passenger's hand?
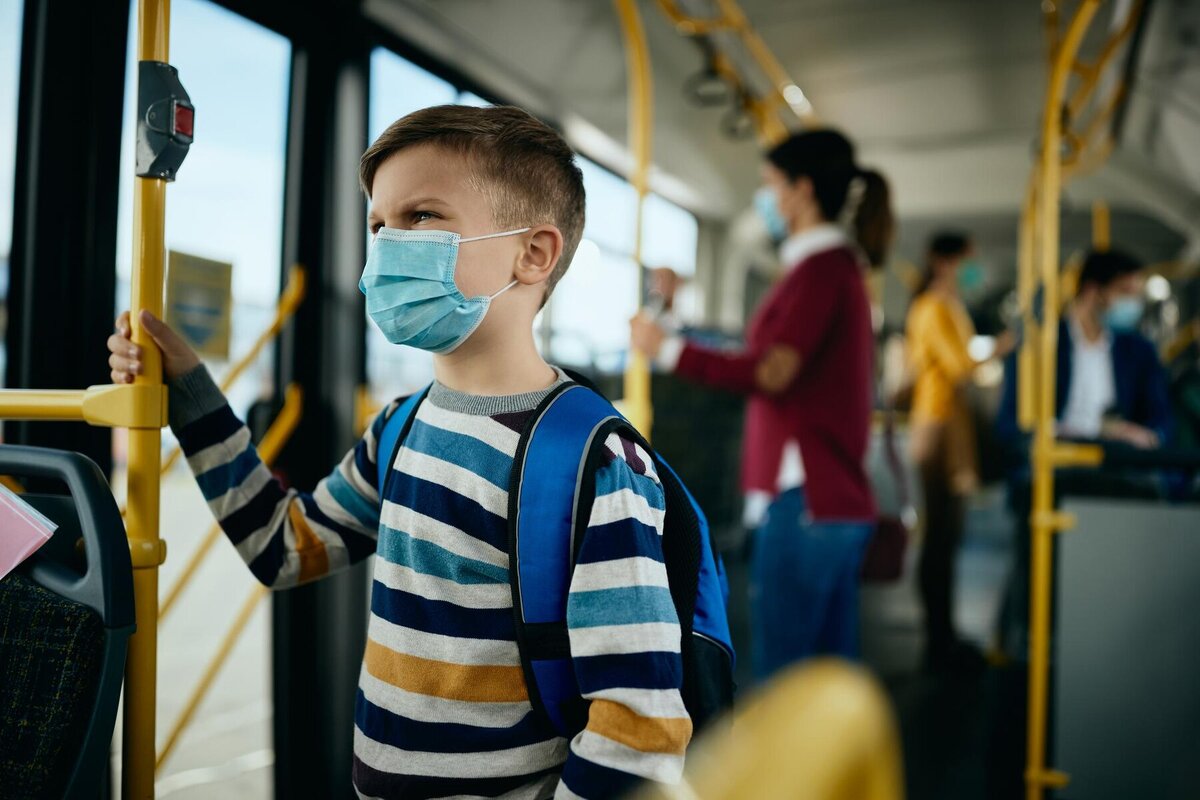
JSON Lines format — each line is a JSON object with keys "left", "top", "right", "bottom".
{"left": 992, "top": 329, "right": 1017, "bottom": 360}
{"left": 108, "top": 310, "right": 201, "bottom": 384}
{"left": 630, "top": 312, "right": 667, "bottom": 359}
{"left": 1101, "top": 419, "right": 1160, "bottom": 449}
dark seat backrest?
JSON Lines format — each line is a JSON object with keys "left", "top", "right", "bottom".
{"left": 0, "top": 446, "right": 134, "bottom": 799}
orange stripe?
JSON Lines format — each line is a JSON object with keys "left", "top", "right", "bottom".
{"left": 364, "top": 639, "right": 528, "bottom": 703}
{"left": 288, "top": 501, "right": 329, "bottom": 583}
{"left": 587, "top": 699, "right": 692, "bottom": 755}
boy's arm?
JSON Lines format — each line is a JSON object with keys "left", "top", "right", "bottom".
{"left": 557, "top": 434, "right": 692, "bottom": 800}
{"left": 170, "top": 364, "right": 387, "bottom": 589}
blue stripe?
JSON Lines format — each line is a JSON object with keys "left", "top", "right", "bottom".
{"left": 354, "top": 438, "right": 380, "bottom": 493}
{"left": 195, "top": 445, "right": 261, "bottom": 500}
{"left": 301, "top": 494, "right": 377, "bottom": 562}
{"left": 221, "top": 481, "right": 285, "bottom": 546}
{"left": 567, "top": 586, "right": 678, "bottom": 629}
{"left": 326, "top": 467, "right": 379, "bottom": 529}
{"left": 403, "top": 419, "right": 514, "bottom": 490}
{"left": 594, "top": 459, "right": 665, "bottom": 510}
{"left": 572, "top": 651, "right": 682, "bottom": 694}
{"left": 176, "top": 405, "right": 242, "bottom": 454}
{"left": 387, "top": 473, "right": 508, "bottom": 552}
{"left": 246, "top": 525, "right": 287, "bottom": 586}
{"left": 370, "top": 582, "right": 515, "bottom": 640}
{"left": 352, "top": 756, "right": 558, "bottom": 800}
{"left": 560, "top": 746, "right": 644, "bottom": 799}
{"left": 376, "top": 525, "right": 507, "bottom": 584}
{"left": 354, "top": 691, "right": 547, "bottom": 753}
{"left": 574, "top": 519, "right": 665, "bottom": 565}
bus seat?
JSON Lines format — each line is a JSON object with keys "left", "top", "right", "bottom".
{"left": 0, "top": 445, "right": 134, "bottom": 799}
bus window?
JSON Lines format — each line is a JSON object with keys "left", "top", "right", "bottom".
{"left": 548, "top": 157, "right": 700, "bottom": 371}
{"left": 112, "top": 0, "right": 290, "bottom": 790}
{"left": 364, "top": 49, "right": 458, "bottom": 404}
{"left": 0, "top": 0, "right": 24, "bottom": 392}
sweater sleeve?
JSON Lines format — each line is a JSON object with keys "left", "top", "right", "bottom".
{"left": 673, "top": 256, "right": 845, "bottom": 395}
{"left": 555, "top": 434, "right": 692, "bottom": 799}
{"left": 169, "top": 364, "right": 388, "bottom": 589}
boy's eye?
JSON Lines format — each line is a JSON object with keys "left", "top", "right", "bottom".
{"left": 412, "top": 210, "right": 438, "bottom": 224}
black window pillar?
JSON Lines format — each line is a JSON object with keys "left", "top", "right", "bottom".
{"left": 272, "top": 3, "right": 369, "bottom": 797}
{"left": 5, "top": 0, "right": 128, "bottom": 474}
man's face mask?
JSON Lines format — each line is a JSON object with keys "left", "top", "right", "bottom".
{"left": 359, "top": 227, "right": 528, "bottom": 354}
{"left": 1104, "top": 294, "right": 1145, "bottom": 332}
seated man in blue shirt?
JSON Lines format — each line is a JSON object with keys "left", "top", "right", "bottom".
{"left": 997, "top": 248, "right": 1173, "bottom": 451}
{"left": 996, "top": 248, "right": 1173, "bottom": 659}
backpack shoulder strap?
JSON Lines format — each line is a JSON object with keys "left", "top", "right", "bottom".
{"left": 376, "top": 386, "right": 431, "bottom": 498}
{"left": 510, "top": 383, "right": 622, "bottom": 737}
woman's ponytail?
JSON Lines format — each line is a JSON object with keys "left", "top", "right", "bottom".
{"left": 852, "top": 168, "right": 893, "bottom": 269}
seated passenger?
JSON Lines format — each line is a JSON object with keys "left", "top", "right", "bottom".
{"left": 995, "top": 248, "right": 1173, "bottom": 659}
{"left": 107, "top": 105, "right": 691, "bottom": 799}
{"left": 997, "top": 248, "right": 1172, "bottom": 451}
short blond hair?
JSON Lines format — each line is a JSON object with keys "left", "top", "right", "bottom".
{"left": 359, "top": 105, "right": 586, "bottom": 300}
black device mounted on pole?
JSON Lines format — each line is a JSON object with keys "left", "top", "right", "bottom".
{"left": 136, "top": 61, "right": 194, "bottom": 180}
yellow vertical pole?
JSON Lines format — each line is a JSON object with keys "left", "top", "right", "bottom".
{"left": 1027, "top": 3, "right": 1101, "bottom": 799}
{"left": 124, "top": 1, "right": 170, "bottom": 797}
{"left": 1017, "top": 175, "right": 1038, "bottom": 431}
{"left": 614, "top": 0, "right": 654, "bottom": 439}
{"left": 1092, "top": 199, "right": 1110, "bottom": 251}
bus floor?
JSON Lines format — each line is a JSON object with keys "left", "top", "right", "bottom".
{"left": 722, "top": 483, "right": 1024, "bottom": 800}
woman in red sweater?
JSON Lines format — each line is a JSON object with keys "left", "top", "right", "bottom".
{"left": 632, "top": 129, "right": 891, "bottom": 677}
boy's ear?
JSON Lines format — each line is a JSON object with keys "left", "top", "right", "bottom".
{"left": 515, "top": 225, "right": 564, "bottom": 286}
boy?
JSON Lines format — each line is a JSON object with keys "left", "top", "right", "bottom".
{"left": 108, "top": 105, "right": 691, "bottom": 799}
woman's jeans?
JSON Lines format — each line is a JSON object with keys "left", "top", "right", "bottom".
{"left": 751, "top": 488, "right": 874, "bottom": 681}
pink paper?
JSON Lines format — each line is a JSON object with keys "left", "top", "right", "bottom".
{"left": 0, "top": 485, "right": 57, "bottom": 580}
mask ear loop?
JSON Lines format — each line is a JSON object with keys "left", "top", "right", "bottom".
{"left": 488, "top": 280, "right": 520, "bottom": 301}
{"left": 459, "top": 227, "right": 532, "bottom": 243}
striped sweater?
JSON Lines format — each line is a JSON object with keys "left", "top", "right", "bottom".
{"left": 168, "top": 366, "right": 691, "bottom": 799}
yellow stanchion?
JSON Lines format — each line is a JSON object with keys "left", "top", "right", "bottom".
{"left": 1026, "top": 4, "right": 1102, "bottom": 798}
{"left": 1092, "top": 199, "right": 1110, "bottom": 252}
{"left": 613, "top": 0, "right": 654, "bottom": 439}
{"left": 122, "top": 2, "right": 172, "bottom": 796}
{"left": 159, "top": 384, "right": 302, "bottom": 620}
{"left": 655, "top": 0, "right": 810, "bottom": 144}
{"left": 1017, "top": 175, "right": 1039, "bottom": 432}
{"left": 157, "top": 583, "right": 269, "bottom": 771}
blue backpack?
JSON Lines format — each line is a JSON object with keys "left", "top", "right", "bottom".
{"left": 376, "top": 378, "right": 735, "bottom": 738}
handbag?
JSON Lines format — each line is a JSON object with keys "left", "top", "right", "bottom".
{"left": 861, "top": 409, "right": 913, "bottom": 583}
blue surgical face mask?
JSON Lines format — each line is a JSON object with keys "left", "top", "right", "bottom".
{"left": 359, "top": 226, "right": 528, "bottom": 353}
{"left": 754, "top": 187, "right": 788, "bottom": 242}
{"left": 1104, "top": 295, "right": 1144, "bottom": 332}
{"left": 957, "top": 259, "right": 985, "bottom": 292}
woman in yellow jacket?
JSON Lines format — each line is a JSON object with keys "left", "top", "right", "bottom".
{"left": 905, "top": 232, "right": 1012, "bottom": 671}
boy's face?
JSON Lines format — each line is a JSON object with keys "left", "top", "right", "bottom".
{"left": 367, "top": 144, "right": 522, "bottom": 299}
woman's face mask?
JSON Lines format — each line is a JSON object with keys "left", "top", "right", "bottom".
{"left": 754, "top": 187, "right": 788, "bottom": 242}
{"left": 359, "top": 227, "right": 528, "bottom": 354}
{"left": 957, "top": 259, "right": 985, "bottom": 293}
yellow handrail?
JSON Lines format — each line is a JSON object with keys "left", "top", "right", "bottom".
{"left": 1017, "top": 173, "right": 1039, "bottom": 432}
{"left": 656, "top": 0, "right": 810, "bottom": 144}
{"left": 157, "top": 584, "right": 269, "bottom": 771}
{"left": 633, "top": 660, "right": 903, "bottom": 800}
{"left": 1027, "top": 3, "right": 1103, "bottom": 798}
{"left": 159, "top": 265, "right": 306, "bottom": 476}
{"left": 123, "top": 2, "right": 172, "bottom": 796}
{"left": 159, "top": 383, "right": 303, "bottom": 620}
{"left": 1092, "top": 199, "right": 1110, "bottom": 252}
{"left": 613, "top": 0, "right": 654, "bottom": 440}
{"left": 157, "top": 585, "right": 267, "bottom": 772}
